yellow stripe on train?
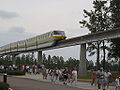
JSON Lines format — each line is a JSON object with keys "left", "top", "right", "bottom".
{"left": 26, "top": 35, "right": 66, "bottom": 45}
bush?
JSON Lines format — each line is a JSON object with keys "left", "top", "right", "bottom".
{"left": 111, "top": 71, "right": 119, "bottom": 81}
{"left": 0, "top": 70, "right": 25, "bottom": 75}
{"left": 0, "top": 70, "right": 6, "bottom": 73}
{"left": 7, "top": 70, "right": 25, "bottom": 75}
{"left": 0, "top": 82, "right": 9, "bottom": 90}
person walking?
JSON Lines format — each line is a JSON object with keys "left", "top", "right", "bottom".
{"left": 49, "top": 69, "right": 55, "bottom": 83}
{"left": 71, "top": 68, "right": 77, "bottom": 85}
{"left": 115, "top": 76, "right": 120, "bottom": 90}
{"left": 97, "top": 69, "right": 105, "bottom": 90}
{"left": 104, "top": 70, "right": 112, "bottom": 89}
{"left": 55, "top": 67, "right": 59, "bottom": 81}
{"left": 42, "top": 67, "right": 46, "bottom": 79}
{"left": 62, "top": 67, "right": 69, "bottom": 85}
{"left": 91, "top": 69, "right": 97, "bottom": 86}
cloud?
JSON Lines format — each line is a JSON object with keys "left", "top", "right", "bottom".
{"left": 0, "top": 27, "right": 35, "bottom": 46}
{"left": 9, "top": 27, "right": 25, "bottom": 33}
{"left": 65, "top": 28, "right": 90, "bottom": 38}
{"left": 0, "top": 10, "right": 18, "bottom": 19}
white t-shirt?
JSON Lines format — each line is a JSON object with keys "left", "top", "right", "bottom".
{"left": 72, "top": 70, "right": 77, "bottom": 76}
{"left": 56, "top": 70, "right": 59, "bottom": 74}
{"left": 115, "top": 78, "right": 120, "bottom": 86}
{"left": 104, "top": 72, "right": 111, "bottom": 77}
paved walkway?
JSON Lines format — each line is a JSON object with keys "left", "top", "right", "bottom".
{"left": 0, "top": 76, "right": 86, "bottom": 90}
{"left": 14, "top": 74, "right": 115, "bottom": 90}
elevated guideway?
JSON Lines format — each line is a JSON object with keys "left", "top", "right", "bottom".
{"left": 39, "top": 28, "right": 120, "bottom": 51}
{"left": 0, "top": 28, "right": 120, "bottom": 54}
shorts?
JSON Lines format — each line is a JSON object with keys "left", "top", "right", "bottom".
{"left": 64, "top": 74, "right": 68, "bottom": 80}
{"left": 56, "top": 74, "right": 58, "bottom": 76}
{"left": 98, "top": 78, "right": 105, "bottom": 84}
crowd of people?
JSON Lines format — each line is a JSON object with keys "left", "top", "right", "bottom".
{"left": 40, "top": 67, "right": 78, "bottom": 85}
{"left": 24, "top": 64, "right": 78, "bottom": 85}
{"left": 1, "top": 64, "right": 120, "bottom": 90}
{"left": 91, "top": 68, "right": 120, "bottom": 90}
{"left": 0, "top": 64, "right": 78, "bottom": 85}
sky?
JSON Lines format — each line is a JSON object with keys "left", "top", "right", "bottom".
{"left": 0, "top": 0, "right": 93, "bottom": 60}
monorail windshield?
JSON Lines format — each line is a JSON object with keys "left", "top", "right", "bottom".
{"left": 53, "top": 31, "right": 64, "bottom": 35}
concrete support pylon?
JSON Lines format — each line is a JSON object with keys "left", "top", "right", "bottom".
{"left": 78, "top": 43, "right": 87, "bottom": 78}
{"left": 38, "top": 51, "right": 42, "bottom": 64}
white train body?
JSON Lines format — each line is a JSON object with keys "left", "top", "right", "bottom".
{"left": 4, "top": 44, "right": 11, "bottom": 53}
{"left": 18, "top": 40, "right": 26, "bottom": 51}
{"left": 26, "top": 37, "right": 37, "bottom": 51}
{"left": 0, "top": 30, "right": 66, "bottom": 54}
{"left": 10, "top": 42, "right": 18, "bottom": 52}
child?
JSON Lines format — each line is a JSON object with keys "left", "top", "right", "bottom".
{"left": 115, "top": 76, "right": 120, "bottom": 90}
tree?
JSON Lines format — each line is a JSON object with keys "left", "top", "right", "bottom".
{"left": 59, "top": 56, "right": 65, "bottom": 68}
{"left": 65, "top": 57, "right": 79, "bottom": 69}
{"left": 51, "top": 56, "right": 57, "bottom": 68}
{"left": 29, "top": 53, "right": 35, "bottom": 64}
{"left": 79, "top": 0, "right": 110, "bottom": 70}
{"left": 107, "top": 0, "right": 120, "bottom": 73}
{"left": 47, "top": 55, "right": 53, "bottom": 68}
{"left": 86, "top": 60, "right": 94, "bottom": 70}
{"left": 16, "top": 56, "right": 21, "bottom": 65}
{"left": 1, "top": 55, "right": 12, "bottom": 66}
{"left": 0, "top": 57, "right": 4, "bottom": 65}
{"left": 42, "top": 54, "right": 47, "bottom": 66}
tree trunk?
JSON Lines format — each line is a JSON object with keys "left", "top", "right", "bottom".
{"left": 103, "top": 40, "right": 106, "bottom": 70}
{"left": 119, "top": 58, "right": 120, "bottom": 74}
{"left": 97, "top": 41, "right": 100, "bottom": 70}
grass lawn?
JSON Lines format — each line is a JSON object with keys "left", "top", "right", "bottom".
{"left": 78, "top": 78, "right": 92, "bottom": 82}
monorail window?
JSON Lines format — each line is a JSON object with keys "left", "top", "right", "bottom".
{"left": 43, "top": 34, "right": 45, "bottom": 38}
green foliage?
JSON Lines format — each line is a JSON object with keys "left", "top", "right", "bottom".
{"left": 0, "top": 53, "right": 37, "bottom": 66}
{"left": 86, "top": 60, "right": 94, "bottom": 70}
{"left": 111, "top": 71, "right": 119, "bottom": 80}
{"left": 0, "top": 70, "right": 25, "bottom": 75}
{"left": 0, "top": 82, "right": 9, "bottom": 90}
{"left": 42, "top": 54, "right": 94, "bottom": 70}
{"left": 0, "top": 53, "right": 95, "bottom": 70}
{"left": 80, "top": 0, "right": 110, "bottom": 33}
{"left": 108, "top": 0, "right": 120, "bottom": 73}
{"left": 42, "top": 54, "right": 65, "bottom": 69}
{"left": 0, "top": 55, "right": 13, "bottom": 66}
{"left": 65, "top": 57, "right": 79, "bottom": 69}
{"left": 16, "top": 53, "right": 36, "bottom": 65}
{"left": 110, "top": 0, "right": 120, "bottom": 28}
{"left": 0, "top": 53, "right": 118, "bottom": 71}
{"left": 7, "top": 70, "right": 25, "bottom": 75}
{"left": 80, "top": 0, "right": 111, "bottom": 70}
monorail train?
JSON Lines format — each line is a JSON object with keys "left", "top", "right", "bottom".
{"left": 0, "top": 30, "right": 66, "bottom": 55}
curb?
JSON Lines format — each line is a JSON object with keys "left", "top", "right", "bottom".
{"left": 78, "top": 80, "right": 91, "bottom": 82}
